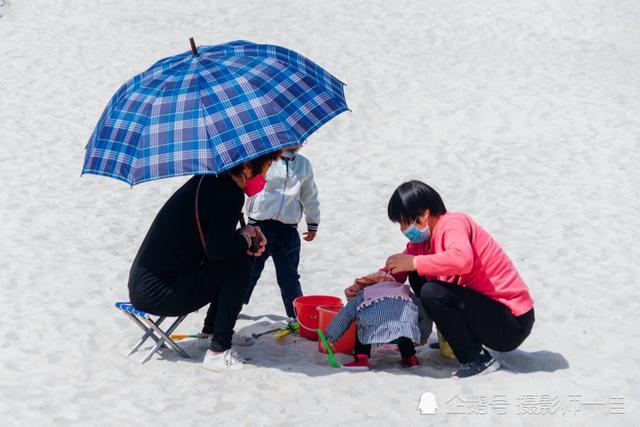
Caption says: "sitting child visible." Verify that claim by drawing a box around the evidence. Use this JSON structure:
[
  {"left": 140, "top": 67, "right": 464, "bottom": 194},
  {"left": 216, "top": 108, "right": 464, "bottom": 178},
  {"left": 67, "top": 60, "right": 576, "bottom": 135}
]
[{"left": 325, "top": 278, "right": 432, "bottom": 370}]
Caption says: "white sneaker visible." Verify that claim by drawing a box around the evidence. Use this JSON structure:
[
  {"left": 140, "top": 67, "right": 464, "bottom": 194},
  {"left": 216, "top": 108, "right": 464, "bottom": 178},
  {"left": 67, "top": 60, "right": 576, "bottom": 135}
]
[
  {"left": 202, "top": 349, "right": 246, "bottom": 371},
  {"left": 196, "top": 333, "right": 213, "bottom": 350}
]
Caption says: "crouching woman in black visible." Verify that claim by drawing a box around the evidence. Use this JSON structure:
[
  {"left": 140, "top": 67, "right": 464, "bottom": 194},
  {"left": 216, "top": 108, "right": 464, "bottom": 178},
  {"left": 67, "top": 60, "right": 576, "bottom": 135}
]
[{"left": 128, "top": 151, "right": 279, "bottom": 371}]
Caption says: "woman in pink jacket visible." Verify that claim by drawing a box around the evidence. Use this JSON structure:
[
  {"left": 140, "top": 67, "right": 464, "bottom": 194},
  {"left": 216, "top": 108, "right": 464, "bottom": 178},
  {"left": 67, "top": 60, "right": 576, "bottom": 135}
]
[{"left": 349, "top": 180, "right": 534, "bottom": 378}]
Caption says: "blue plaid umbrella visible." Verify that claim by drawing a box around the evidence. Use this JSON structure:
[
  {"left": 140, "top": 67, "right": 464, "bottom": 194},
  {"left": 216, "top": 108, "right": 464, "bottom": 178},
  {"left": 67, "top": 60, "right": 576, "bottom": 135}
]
[{"left": 82, "top": 39, "right": 348, "bottom": 185}]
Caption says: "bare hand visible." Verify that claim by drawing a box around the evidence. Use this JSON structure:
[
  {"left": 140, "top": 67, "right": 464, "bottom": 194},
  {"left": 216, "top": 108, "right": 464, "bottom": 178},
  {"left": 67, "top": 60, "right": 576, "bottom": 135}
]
[
  {"left": 353, "top": 271, "right": 395, "bottom": 288},
  {"left": 303, "top": 230, "right": 316, "bottom": 242},
  {"left": 344, "top": 284, "right": 360, "bottom": 300},
  {"left": 385, "top": 253, "right": 416, "bottom": 274}
]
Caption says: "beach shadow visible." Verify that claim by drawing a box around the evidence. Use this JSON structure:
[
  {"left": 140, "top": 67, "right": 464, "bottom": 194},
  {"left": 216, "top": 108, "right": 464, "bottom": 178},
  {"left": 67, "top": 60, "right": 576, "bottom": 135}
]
[
  {"left": 495, "top": 349, "right": 569, "bottom": 373},
  {"left": 231, "top": 324, "right": 458, "bottom": 378},
  {"left": 238, "top": 313, "right": 290, "bottom": 322},
  {"left": 124, "top": 323, "right": 567, "bottom": 379},
  {"left": 133, "top": 320, "right": 288, "bottom": 365},
  {"left": 123, "top": 339, "right": 207, "bottom": 365},
  {"left": 129, "top": 322, "right": 460, "bottom": 377}
]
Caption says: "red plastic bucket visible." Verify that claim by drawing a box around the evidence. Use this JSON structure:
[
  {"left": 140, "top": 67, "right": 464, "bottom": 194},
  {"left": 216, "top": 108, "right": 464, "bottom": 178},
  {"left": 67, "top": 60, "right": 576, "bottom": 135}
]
[
  {"left": 293, "top": 295, "right": 343, "bottom": 340},
  {"left": 318, "top": 304, "right": 356, "bottom": 355}
]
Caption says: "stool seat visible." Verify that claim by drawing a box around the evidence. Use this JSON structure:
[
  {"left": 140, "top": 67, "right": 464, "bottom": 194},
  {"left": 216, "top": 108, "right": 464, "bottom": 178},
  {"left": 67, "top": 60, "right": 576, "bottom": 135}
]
[{"left": 115, "top": 302, "right": 152, "bottom": 319}]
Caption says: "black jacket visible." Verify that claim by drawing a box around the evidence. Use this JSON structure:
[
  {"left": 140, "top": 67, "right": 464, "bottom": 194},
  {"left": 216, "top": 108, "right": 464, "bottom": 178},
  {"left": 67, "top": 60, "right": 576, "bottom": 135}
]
[{"left": 129, "top": 174, "right": 249, "bottom": 281}]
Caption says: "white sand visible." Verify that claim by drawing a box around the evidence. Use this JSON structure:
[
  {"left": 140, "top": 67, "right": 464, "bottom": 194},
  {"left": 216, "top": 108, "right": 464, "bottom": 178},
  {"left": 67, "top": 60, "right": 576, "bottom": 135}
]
[{"left": 1, "top": 0, "right": 639, "bottom": 425}]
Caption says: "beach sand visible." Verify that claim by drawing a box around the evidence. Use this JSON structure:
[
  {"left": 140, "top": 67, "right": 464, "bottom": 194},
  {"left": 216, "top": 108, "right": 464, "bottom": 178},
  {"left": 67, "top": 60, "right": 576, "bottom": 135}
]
[{"left": 1, "top": 0, "right": 639, "bottom": 425}]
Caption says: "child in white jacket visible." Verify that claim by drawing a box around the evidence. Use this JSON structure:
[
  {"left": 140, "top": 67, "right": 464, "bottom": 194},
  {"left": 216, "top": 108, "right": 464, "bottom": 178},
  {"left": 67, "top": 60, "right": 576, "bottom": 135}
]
[{"left": 243, "top": 145, "right": 320, "bottom": 318}]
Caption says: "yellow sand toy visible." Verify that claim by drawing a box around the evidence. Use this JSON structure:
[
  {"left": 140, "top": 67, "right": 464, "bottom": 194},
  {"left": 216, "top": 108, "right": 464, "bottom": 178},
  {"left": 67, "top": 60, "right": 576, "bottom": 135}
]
[
  {"left": 274, "top": 321, "right": 299, "bottom": 338},
  {"left": 437, "top": 331, "right": 456, "bottom": 359},
  {"left": 169, "top": 333, "right": 199, "bottom": 341}
]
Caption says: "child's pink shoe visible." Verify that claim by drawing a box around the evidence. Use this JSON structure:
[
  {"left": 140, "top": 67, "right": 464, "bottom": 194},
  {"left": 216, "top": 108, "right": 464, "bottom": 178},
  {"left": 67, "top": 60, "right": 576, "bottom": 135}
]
[
  {"left": 342, "top": 354, "right": 370, "bottom": 370},
  {"left": 401, "top": 355, "right": 420, "bottom": 368}
]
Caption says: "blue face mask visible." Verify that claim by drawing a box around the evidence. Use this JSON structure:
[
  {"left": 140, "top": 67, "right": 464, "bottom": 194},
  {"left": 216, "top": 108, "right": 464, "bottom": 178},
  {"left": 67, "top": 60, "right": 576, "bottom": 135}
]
[{"left": 403, "top": 222, "right": 431, "bottom": 243}]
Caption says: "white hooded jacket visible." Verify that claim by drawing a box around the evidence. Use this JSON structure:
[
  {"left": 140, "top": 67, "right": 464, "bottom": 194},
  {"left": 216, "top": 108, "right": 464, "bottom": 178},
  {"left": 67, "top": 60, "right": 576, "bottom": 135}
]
[{"left": 246, "top": 154, "right": 320, "bottom": 231}]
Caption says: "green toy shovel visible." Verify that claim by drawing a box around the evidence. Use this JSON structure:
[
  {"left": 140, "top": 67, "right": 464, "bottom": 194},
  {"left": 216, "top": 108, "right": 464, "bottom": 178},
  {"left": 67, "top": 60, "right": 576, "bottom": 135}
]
[{"left": 317, "top": 329, "right": 340, "bottom": 368}]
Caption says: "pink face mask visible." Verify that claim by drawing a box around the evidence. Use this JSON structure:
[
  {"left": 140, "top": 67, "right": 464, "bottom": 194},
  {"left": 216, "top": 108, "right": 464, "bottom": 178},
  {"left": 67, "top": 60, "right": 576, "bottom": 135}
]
[{"left": 244, "top": 173, "right": 267, "bottom": 196}]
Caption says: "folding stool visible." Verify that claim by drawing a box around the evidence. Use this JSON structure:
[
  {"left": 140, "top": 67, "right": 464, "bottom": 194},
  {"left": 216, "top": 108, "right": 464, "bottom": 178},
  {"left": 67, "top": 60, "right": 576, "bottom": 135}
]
[{"left": 115, "top": 302, "right": 191, "bottom": 363}]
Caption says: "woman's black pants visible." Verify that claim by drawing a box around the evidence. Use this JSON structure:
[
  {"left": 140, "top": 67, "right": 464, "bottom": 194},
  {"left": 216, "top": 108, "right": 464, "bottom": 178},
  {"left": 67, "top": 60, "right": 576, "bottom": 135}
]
[
  {"left": 408, "top": 273, "right": 534, "bottom": 363},
  {"left": 129, "top": 256, "right": 252, "bottom": 352}
]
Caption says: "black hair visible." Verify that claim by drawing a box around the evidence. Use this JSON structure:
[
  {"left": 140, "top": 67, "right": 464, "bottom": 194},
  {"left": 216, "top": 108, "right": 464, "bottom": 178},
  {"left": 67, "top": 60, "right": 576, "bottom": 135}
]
[
  {"left": 387, "top": 180, "right": 447, "bottom": 223},
  {"left": 228, "top": 150, "right": 280, "bottom": 177}
]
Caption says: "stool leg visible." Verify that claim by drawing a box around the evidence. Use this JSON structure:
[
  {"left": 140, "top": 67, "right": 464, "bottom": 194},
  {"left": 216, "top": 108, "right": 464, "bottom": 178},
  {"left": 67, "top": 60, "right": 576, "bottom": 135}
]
[
  {"left": 125, "top": 312, "right": 165, "bottom": 342},
  {"left": 125, "top": 314, "right": 167, "bottom": 356},
  {"left": 146, "top": 316, "right": 191, "bottom": 359},
  {"left": 139, "top": 323, "right": 166, "bottom": 364},
  {"left": 139, "top": 316, "right": 190, "bottom": 363}
]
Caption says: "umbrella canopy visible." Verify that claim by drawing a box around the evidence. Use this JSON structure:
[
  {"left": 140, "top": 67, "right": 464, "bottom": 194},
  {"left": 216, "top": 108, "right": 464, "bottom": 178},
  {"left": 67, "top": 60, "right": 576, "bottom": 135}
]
[{"left": 82, "top": 40, "right": 348, "bottom": 185}]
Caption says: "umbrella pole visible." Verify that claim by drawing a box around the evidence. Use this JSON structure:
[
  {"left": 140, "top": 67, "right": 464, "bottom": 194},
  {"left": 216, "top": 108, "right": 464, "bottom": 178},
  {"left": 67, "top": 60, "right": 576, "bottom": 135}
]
[{"left": 189, "top": 37, "right": 199, "bottom": 56}]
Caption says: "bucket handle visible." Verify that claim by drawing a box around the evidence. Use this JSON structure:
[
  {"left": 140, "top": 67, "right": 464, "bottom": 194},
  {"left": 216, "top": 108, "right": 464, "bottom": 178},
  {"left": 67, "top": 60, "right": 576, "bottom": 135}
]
[{"left": 295, "top": 304, "right": 344, "bottom": 333}]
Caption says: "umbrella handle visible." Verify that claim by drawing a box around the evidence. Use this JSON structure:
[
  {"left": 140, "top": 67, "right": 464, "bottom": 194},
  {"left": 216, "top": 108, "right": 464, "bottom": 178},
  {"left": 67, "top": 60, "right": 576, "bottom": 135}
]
[
  {"left": 249, "top": 236, "right": 258, "bottom": 252},
  {"left": 239, "top": 215, "right": 259, "bottom": 252}
]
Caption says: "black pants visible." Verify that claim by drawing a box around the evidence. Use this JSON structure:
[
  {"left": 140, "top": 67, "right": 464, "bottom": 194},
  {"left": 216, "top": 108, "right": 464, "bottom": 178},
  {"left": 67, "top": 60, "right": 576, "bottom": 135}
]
[
  {"left": 244, "top": 220, "right": 302, "bottom": 318},
  {"left": 409, "top": 273, "right": 534, "bottom": 363},
  {"left": 354, "top": 335, "right": 416, "bottom": 358},
  {"left": 129, "top": 256, "right": 253, "bottom": 352}
]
